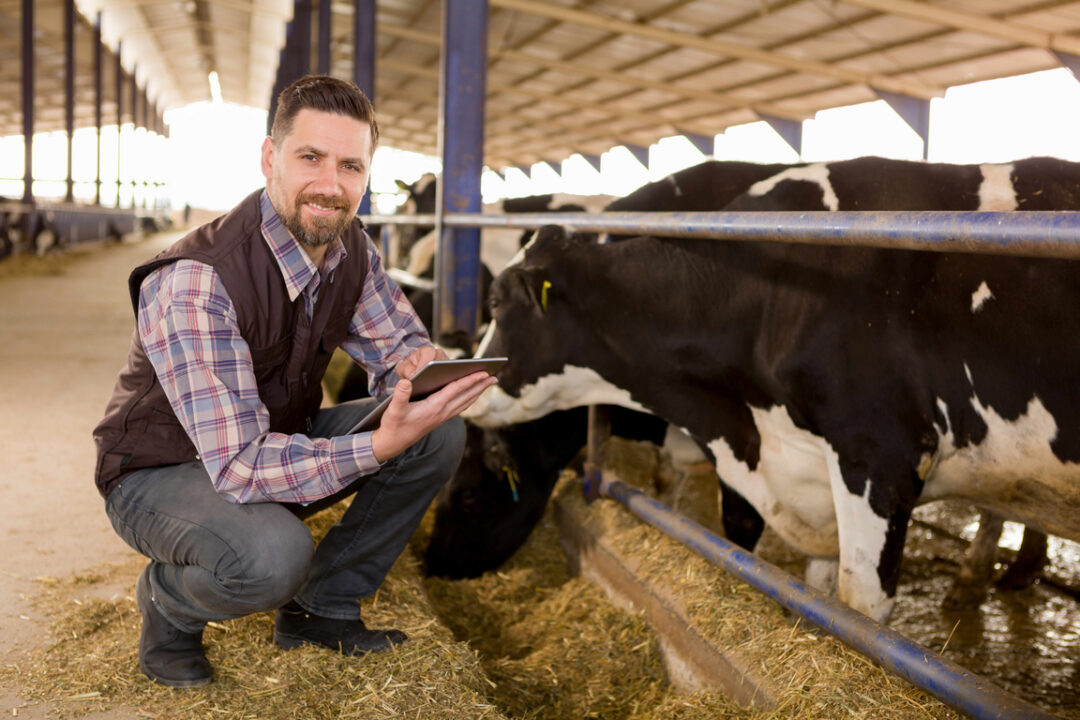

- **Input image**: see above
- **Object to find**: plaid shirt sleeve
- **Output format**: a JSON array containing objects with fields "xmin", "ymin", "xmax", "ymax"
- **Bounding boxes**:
[
  {"xmin": 340, "ymin": 238, "xmax": 433, "ymax": 395},
  {"xmin": 138, "ymin": 259, "xmax": 382, "ymax": 504}
]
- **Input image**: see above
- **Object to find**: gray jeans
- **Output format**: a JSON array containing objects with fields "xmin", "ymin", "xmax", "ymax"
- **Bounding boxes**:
[{"xmin": 105, "ymin": 399, "xmax": 465, "ymax": 634}]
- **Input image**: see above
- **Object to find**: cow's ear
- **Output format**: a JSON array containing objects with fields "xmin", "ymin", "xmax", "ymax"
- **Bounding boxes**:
[
  {"xmin": 534, "ymin": 224, "xmax": 568, "ymax": 248},
  {"xmin": 395, "ymin": 179, "xmax": 411, "ymax": 191},
  {"xmin": 513, "ymin": 270, "xmax": 550, "ymax": 315}
]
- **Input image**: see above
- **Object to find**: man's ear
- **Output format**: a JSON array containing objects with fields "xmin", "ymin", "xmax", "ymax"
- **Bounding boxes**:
[{"xmin": 260, "ymin": 136, "xmax": 275, "ymax": 181}]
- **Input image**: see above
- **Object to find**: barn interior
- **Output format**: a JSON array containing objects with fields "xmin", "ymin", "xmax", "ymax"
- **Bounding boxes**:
[{"xmin": 2, "ymin": 1, "xmax": 1080, "ymax": 719}]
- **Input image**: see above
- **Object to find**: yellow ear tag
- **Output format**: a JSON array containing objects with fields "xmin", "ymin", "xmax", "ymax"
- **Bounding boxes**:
[{"xmin": 541, "ymin": 280, "xmax": 552, "ymax": 311}]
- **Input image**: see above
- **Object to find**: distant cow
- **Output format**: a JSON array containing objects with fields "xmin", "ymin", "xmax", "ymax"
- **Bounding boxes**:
[
  {"xmin": 466, "ymin": 157, "xmax": 1080, "ymax": 621},
  {"xmin": 388, "ymin": 173, "xmax": 612, "ymax": 273}
]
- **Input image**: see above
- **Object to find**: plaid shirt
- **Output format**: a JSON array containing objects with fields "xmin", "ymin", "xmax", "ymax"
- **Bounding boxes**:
[{"xmin": 137, "ymin": 191, "xmax": 431, "ymax": 504}]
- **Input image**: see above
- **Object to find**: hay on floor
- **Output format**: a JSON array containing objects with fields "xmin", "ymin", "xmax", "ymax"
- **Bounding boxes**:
[{"xmin": 4, "ymin": 503, "xmax": 507, "ymax": 720}]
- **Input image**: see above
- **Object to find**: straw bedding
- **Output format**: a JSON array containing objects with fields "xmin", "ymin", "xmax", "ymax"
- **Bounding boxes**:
[{"xmin": 6, "ymin": 430, "xmax": 964, "ymax": 719}]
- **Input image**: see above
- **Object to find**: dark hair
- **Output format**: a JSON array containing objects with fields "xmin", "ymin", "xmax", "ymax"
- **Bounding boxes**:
[{"xmin": 270, "ymin": 74, "xmax": 379, "ymax": 149}]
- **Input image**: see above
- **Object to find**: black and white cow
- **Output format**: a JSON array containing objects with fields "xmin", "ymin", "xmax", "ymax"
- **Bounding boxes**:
[{"xmin": 465, "ymin": 156, "xmax": 1080, "ymax": 621}]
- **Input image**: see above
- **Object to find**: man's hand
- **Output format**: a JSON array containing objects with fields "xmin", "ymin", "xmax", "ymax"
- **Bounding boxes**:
[
  {"xmin": 394, "ymin": 345, "xmax": 448, "ymax": 382},
  {"xmin": 369, "ymin": 370, "xmax": 497, "ymax": 463}
]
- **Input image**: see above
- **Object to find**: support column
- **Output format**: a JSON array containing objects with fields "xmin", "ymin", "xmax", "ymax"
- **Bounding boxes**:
[
  {"xmin": 267, "ymin": 22, "xmax": 291, "ymax": 135},
  {"xmin": 131, "ymin": 65, "xmax": 139, "ymax": 208},
  {"xmin": 141, "ymin": 86, "xmax": 149, "ymax": 208},
  {"xmin": 353, "ymin": 0, "xmax": 375, "ymax": 216},
  {"xmin": 759, "ymin": 113, "xmax": 803, "ymax": 157},
  {"xmin": 876, "ymin": 90, "xmax": 930, "ymax": 160},
  {"xmin": 94, "ymin": 12, "xmax": 103, "ymax": 206},
  {"xmin": 295, "ymin": 0, "xmax": 312, "ymax": 77},
  {"xmin": 116, "ymin": 41, "xmax": 123, "ymax": 207},
  {"xmin": 64, "ymin": 0, "xmax": 75, "ymax": 203},
  {"xmin": 434, "ymin": 0, "xmax": 488, "ymax": 343},
  {"xmin": 318, "ymin": 0, "xmax": 331, "ymax": 75},
  {"xmin": 625, "ymin": 143, "xmax": 650, "ymax": 170},
  {"xmin": 679, "ymin": 129, "xmax": 715, "ymax": 158},
  {"xmin": 22, "ymin": 0, "xmax": 34, "ymax": 208}
]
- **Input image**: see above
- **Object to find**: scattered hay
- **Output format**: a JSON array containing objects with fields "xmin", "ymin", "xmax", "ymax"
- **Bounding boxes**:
[
  {"xmin": 7, "ymin": 432, "xmax": 1026, "ymax": 719},
  {"xmin": 3, "ymin": 502, "xmax": 506, "ymax": 720},
  {"xmin": 421, "ymin": 511, "xmax": 671, "ymax": 720},
  {"xmin": 557, "ymin": 439, "xmax": 964, "ymax": 720}
]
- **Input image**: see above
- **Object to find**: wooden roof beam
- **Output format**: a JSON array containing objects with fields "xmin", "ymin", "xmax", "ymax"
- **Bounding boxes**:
[
  {"xmin": 840, "ymin": 0, "xmax": 1080, "ymax": 56},
  {"xmin": 489, "ymin": 0, "xmax": 943, "ymax": 100},
  {"xmin": 376, "ymin": 24, "xmax": 806, "ymax": 123}
]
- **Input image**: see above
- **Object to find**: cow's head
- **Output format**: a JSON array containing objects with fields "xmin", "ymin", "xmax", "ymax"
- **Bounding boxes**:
[
  {"xmin": 424, "ymin": 412, "xmax": 587, "ymax": 578},
  {"xmin": 386, "ymin": 173, "xmax": 438, "ymax": 268},
  {"xmin": 475, "ymin": 224, "xmax": 582, "ymax": 386},
  {"xmin": 467, "ymin": 225, "xmax": 650, "ymax": 426}
]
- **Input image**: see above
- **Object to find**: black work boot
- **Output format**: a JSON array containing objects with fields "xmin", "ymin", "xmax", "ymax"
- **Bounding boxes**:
[
  {"xmin": 274, "ymin": 601, "xmax": 407, "ymax": 655},
  {"xmin": 136, "ymin": 567, "xmax": 212, "ymax": 687}
]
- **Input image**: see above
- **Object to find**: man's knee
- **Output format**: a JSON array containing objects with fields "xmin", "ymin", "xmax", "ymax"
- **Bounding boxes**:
[
  {"xmin": 427, "ymin": 416, "xmax": 466, "ymax": 468},
  {"xmin": 219, "ymin": 513, "xmax": 313, "ymax": 610}
]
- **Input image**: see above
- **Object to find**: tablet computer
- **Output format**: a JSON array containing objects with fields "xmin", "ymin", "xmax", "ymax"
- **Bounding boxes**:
[{"xmin": 346, "ymin": 357, "xmax": 508, "ymax": 433}]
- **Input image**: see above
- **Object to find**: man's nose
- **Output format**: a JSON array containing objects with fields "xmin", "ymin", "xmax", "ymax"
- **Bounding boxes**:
[{"xmin": 310, "ymin": 162, "xmax": 342, "ymax": 195}]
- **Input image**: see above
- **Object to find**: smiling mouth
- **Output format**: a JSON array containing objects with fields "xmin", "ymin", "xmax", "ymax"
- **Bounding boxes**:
[{"xmin": 304, "ymin": 201, "xmax": 343, "ymax": 216}]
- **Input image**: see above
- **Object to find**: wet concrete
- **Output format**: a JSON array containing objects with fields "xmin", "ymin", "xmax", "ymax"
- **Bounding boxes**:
[{"xmin": 756, "ymin": 501, "xmax": 1080, "ymax": 718}]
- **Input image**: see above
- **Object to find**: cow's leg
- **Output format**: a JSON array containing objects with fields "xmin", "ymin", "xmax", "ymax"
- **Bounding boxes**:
[
  {"xmin": 824, "ymin": 450, "xmax": 912, "ymax": 623},
  {"xmin": 805, "ymin": 558, "xmax": 839, "ymax": 594},
  {"xmin": 944, "ymin": 511, "xmax": 1004, "ymax": 609},
  {"xmin": 997, "ymin": 527, "xmax": 1048, "ymax": 590},
  {"xmin": 719, "ymin": 481, "xmax": 765, "ymax": 551}
]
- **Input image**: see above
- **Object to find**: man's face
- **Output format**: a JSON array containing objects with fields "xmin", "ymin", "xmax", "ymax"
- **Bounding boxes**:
[{"xmin": 261, "ymin": 108, "xmax": 373, "ymax": 249}]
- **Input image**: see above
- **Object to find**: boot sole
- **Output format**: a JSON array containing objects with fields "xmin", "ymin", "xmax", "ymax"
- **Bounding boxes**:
[
  {"xmin": 273, "ymin": 631, "xmax": 313, "ymax": 651},
  {"xmin": 139, "ymin": 662, "xmax": 213, "ymax": 688},
  {"xmin": 274, "ymin": 631, "xmax": 397, "ymax": 655}
]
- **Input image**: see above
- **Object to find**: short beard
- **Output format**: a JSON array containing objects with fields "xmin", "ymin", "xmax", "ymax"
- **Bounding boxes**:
[{"xmin": 282, "ymin": 193, "xmax": 352, "ymax": 248}]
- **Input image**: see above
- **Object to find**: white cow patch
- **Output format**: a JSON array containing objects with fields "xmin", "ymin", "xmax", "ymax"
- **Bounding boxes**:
[
  {"xmin": 662, "ymin": 425, "xmax": 707, "ymax": 466},
  {"xmin": 706, "ymin": 405, "xmax": 838, "ymax": 558},
  {"xmin": 971, "ymin": 281, "xmax": 994, "ymax": 312},
  {"xmin": 412, "ymin": 173, "xmax": 437, "ymax": 198},
  {"xmin": 923, "ymin": 392, "xmax": 1080, "ymax": 542},
  {"xmin": 748, "ymin": 164, "xmax": 839, "ymax": 211},
  {"xmin": 977, "ymin": 163, "xmax": 1018, "ymax": 211},
  {"xmin": 463, "ymin": 364, "xmax": 649, "ymax": 426},
  {"xmin": 505, "ymin": 233, "xmax": 539, "ymax": 269},
  {"xmin": 405, "ymin": 230, "xmax": 437, "ymax": 275},
  {"xmin": 823, "ymin": 456, "xmax": 893, "ymax": 621},
  {"xmin": 474, "ymin": 320, "xmax": 497, "ymax": 358}
]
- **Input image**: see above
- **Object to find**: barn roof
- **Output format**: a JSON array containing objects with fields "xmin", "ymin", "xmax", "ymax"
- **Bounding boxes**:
[{"xmin": 3, "ymin": 0, "xmax": 1080, "ymax": 169}]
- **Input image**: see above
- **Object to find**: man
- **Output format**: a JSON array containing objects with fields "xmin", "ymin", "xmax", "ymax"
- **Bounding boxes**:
[{"xmin": 92, "ymin": 75, "xmax": 496, "ymax": 688}]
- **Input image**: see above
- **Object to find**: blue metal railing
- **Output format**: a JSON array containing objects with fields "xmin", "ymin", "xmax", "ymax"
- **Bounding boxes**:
[
  {"xmin": 365, "ymin": 209, "xmax": 1080, "ymax": 259},
  {"xmin": 601, "ymin": 477, "xmax": 1058, "ymax": 720}
]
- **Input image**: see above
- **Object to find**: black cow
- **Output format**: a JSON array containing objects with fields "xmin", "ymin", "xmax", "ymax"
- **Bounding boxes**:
[
  {"xmin": 424, "ymin": 406, "xmax": 672, "ymax": 577},
  {"xmin": 467, "ymin": 156, "xmax": 1080, "ymax": 621}
]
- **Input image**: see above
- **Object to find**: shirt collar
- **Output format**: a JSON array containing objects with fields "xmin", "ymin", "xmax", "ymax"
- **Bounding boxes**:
[{"xmin": 259, "ymin": 190, "xmax": 348, "ymax": 301}]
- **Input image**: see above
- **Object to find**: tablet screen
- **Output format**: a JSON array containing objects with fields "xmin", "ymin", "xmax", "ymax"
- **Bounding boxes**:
[{"xmin": 346, "ymin": 357, "xmax": 507, "ymax": 433}]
